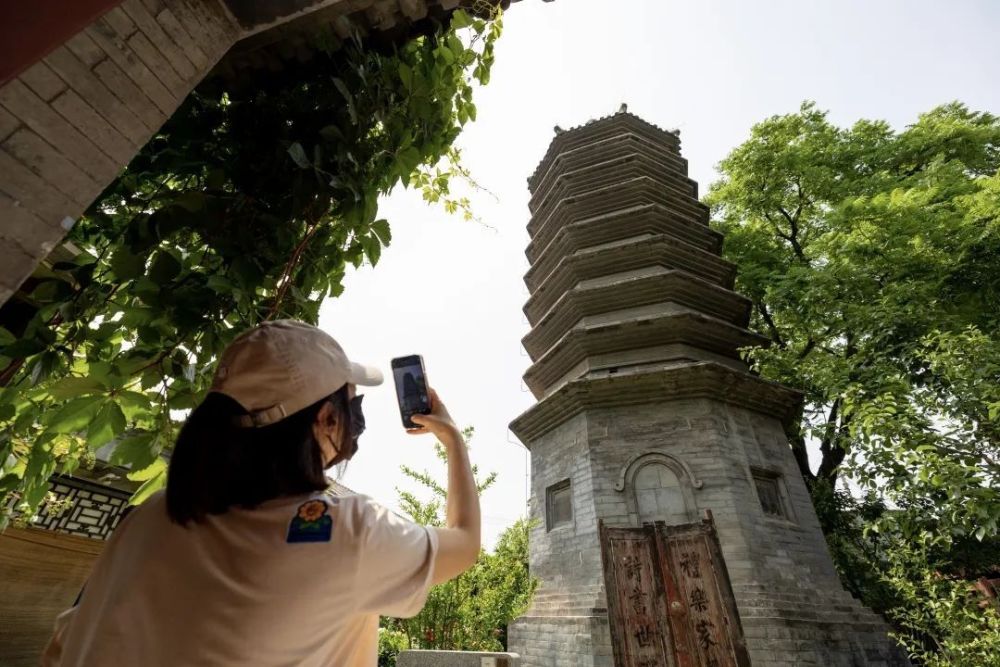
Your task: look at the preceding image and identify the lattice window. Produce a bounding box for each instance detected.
[546,478,572,531]
[753,472,786,518]
[32,475,133,540]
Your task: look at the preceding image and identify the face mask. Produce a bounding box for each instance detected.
[326,394,365,468]
[346,394,366,439]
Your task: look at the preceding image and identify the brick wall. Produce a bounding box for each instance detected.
[0,0,240,303]
[510,396,910,666]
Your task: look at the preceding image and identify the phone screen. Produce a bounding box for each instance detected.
[392,355,430,429]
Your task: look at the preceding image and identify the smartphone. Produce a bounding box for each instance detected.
[391,355,431,429]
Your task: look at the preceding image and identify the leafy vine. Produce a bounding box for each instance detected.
[0,7,503,522]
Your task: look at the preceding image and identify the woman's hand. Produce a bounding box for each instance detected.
[407,388,462,446]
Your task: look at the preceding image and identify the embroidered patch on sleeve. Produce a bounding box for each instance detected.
[287,499,333,543]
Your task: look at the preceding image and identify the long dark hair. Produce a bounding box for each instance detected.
[166,386,349,525]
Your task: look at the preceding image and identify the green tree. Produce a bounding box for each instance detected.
[707,101,1000,539]
[379,428,537,663]
[0,7,503,523]
[707,101,1000,662]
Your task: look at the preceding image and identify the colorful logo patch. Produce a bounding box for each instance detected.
[287,499,333,543]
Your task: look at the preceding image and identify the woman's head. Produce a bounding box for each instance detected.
[166,320,382,525]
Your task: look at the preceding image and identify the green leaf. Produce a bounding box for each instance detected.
[129,460,167,505]
[451,8,472,29]
[206,168,226,190]
[148,251,182,284]
[86,401,127,448]
[43,396,104,434]
[118,390,153,418]
[111,432,159,471]
[109,246,146,281]
[287,142,311,169]
[397,147,421,174]
[0,327,16,346]
[128,455,166,483]
[173,191,207,212]
[1,336,47,358]
[362,235,382,266]
[29,351,60,386]
[0,473,22,494]
[331,78,358,125]
[371,219,392,246]
[114,353,160,377]
[206,275,234,293]
[398,62,413,90]
[48,376,106,400]
[319,125,343,142]
[435,45,455,66]
[23,476,53,509]
[31,279,72,303]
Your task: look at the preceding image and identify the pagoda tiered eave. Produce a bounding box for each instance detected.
[521,269,753,358]
[509,361,803,446]
[522,308,768,398]
[525,203,723,292]
[528,112,684,191]
[524,235,737,322]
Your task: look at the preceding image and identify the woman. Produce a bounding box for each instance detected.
[43,320,481,666]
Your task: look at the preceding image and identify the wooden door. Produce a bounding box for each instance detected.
[599,513,751,667]
[600,521,676,667]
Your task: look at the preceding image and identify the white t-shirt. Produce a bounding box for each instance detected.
[42,490,438,666]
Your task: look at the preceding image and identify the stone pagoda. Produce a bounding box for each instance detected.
[507,111,907,666]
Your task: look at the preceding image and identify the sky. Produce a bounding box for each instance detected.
[321,0,1000,548]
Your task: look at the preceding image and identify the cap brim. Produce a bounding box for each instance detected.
[348,361,384,386]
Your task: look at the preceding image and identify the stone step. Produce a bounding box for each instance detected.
[738,604,883,626]
[732,583,863,605]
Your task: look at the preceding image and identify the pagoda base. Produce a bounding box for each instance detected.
[509,613,613,667]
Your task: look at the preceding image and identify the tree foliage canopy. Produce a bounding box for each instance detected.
[709,102,1000,663]
[708,101,1000,540]
[0,8,503,522]
[380,430,537,661]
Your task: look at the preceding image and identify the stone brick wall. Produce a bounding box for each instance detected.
[0,0,241,303]
[397,650,521,667]
[513,397,909,666]
[508,616,612,667]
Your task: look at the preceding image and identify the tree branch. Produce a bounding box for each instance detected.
[777,205,808,262]
[265,217,323,321]
[756,301,786,349]
[817,398,850,482]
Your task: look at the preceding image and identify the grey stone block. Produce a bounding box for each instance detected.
[397,650,520,667]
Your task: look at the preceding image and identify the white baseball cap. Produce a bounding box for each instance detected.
[210,319,383,428]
